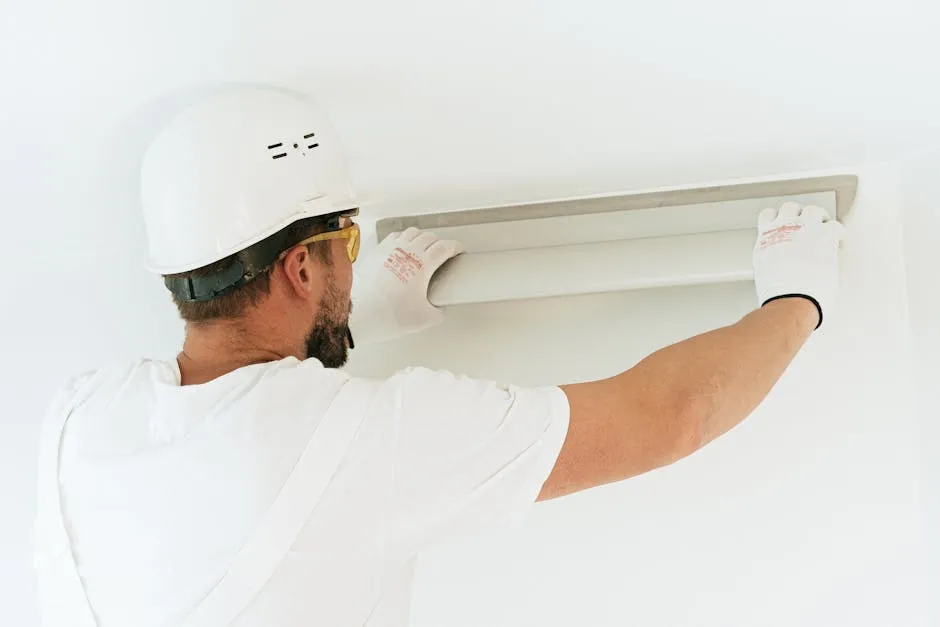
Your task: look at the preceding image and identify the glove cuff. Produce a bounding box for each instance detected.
[761,294,823,330]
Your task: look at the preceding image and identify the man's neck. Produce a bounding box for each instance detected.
[177,320,302,386]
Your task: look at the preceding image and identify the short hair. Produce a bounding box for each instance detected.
[165,216,333,323]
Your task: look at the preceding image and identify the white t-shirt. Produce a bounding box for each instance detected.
[34,357,570,627]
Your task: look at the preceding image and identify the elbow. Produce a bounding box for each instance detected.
[664,390,711,464]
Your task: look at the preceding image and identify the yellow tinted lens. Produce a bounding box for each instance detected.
[348,224,360,262]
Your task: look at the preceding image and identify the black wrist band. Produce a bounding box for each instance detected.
[761,294,823,330]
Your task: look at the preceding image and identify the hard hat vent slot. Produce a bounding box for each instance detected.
[266,142,288,160]
[304,132,319,150]
[267,135,318,158]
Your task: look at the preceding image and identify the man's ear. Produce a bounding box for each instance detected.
[278,246,317,299]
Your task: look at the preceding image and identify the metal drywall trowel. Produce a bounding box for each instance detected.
[376,175,858,307]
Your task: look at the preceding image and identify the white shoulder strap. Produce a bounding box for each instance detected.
[181,377,372,627]
[34,374,102,627]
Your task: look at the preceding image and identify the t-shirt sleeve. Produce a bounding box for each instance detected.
[380,367,570,554]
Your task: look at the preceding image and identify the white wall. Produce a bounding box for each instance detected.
[345,163,930,626]
[899,150,940,625]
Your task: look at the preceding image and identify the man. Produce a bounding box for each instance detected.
[34,87,844,627]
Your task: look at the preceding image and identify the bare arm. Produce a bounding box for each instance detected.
[538,297,818,500]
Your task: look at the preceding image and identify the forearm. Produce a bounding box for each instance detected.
[628,297,818,450]
[544,205,840,500]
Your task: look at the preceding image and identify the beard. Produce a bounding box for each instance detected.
[304,271,352,368]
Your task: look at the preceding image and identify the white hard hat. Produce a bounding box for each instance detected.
[141,86,358,275]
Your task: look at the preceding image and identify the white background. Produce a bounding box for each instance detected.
[2,1,938,624]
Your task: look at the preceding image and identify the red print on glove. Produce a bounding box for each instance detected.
[384,247,425,284]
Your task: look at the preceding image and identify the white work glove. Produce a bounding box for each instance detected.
[349,227,464,346]
[753,202,846,329]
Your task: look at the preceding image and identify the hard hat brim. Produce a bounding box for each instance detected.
[146,202,359,275]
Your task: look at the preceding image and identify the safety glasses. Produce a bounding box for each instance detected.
[291,218,361,263]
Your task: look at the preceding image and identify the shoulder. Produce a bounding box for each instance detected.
[380,366,563,404]
[370,366,568,429]
[38,360,166,462]
[46,359,155,414]
[363,367,496,412]
[380,366,503,394]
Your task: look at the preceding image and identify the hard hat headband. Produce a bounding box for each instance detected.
[164,210,357,303]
